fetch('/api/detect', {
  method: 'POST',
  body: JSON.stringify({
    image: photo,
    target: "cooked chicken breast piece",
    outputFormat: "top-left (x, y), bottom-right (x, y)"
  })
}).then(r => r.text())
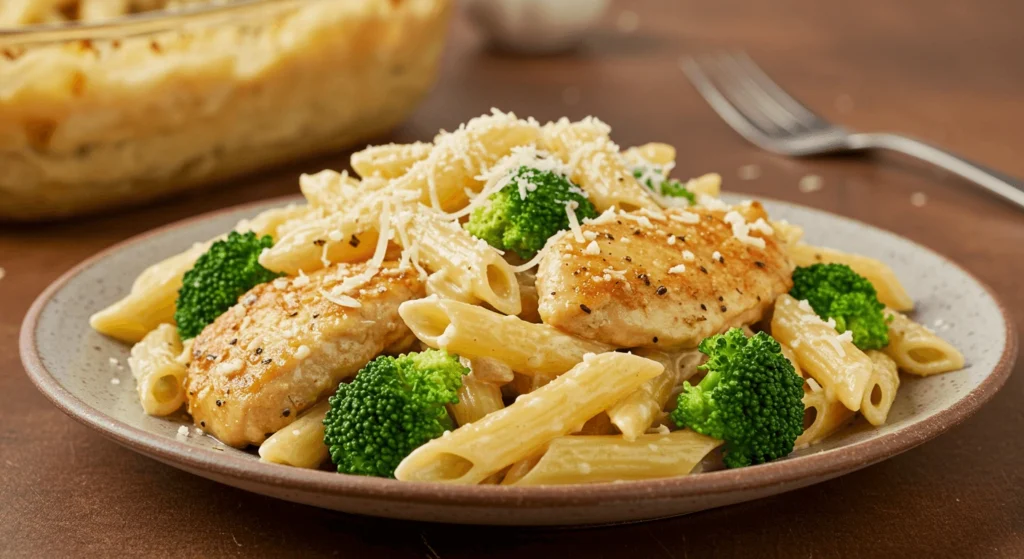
top-left (536, 203), bottom-right (793, 349)
top-left (185, 261), bottom-right (424, 448)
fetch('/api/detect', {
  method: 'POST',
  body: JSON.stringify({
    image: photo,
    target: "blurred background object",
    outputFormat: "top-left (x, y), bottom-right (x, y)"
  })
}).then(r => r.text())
top-left (0, 0), bottom-right (451, 221)
top-left (462, 0), bottom-right (609, 54)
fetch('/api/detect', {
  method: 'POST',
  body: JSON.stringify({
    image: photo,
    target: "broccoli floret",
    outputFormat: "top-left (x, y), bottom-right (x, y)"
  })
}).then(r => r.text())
top-left (633, 167), bottom-right (696, 205)
top-left (323, 349), bottom-right (469, 478)
top-left (464, 166), bottom-right (598, 259)
top-left (174, 231), bottom-right (280, 339)
top-left (789, 263), bottom-right (890, 350)
top-left (670, 328), bottom-right (805, 469)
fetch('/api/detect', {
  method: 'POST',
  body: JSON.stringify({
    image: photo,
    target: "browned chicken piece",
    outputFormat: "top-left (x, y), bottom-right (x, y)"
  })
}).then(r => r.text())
top-left (536, 202), bottom-right (793, 349)
top-left (185, 261), bottom-right (424, 448)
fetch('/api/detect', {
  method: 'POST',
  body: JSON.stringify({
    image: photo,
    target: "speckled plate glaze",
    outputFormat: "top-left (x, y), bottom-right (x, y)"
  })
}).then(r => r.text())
top-left (21, 194), bottom-right (1017, 526)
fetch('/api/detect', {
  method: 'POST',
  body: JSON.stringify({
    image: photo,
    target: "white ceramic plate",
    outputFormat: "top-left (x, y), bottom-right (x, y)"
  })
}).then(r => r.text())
top-left (20, 194), bottom-right (1017, 526)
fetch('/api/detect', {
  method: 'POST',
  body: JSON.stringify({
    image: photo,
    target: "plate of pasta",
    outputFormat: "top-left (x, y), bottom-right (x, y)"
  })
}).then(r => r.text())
top-left (21, 111), bottom-right (1016, 526)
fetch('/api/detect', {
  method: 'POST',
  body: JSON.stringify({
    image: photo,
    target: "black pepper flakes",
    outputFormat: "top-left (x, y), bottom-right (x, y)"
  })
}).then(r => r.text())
top-left (718, 296), bottom-right (724, 302)
top-left (637, 273), bottom-right (651, 286)
top-left (312, 313), bottom-right (320, 319)
top-left (262, 358), bottom-right (272, 365)
top-left (624, 256), bottom-right (632, 262)
top-left (349, 234), bottom-right (361, 247)
top-left (580, 304), bottom-right (592, 314)
top-left (312, 239), bottom-right (326, 246)
top-left (653, 337), bottom-right (659, 343)
top-left (282, 409), bottom-right (291, 417)
top-left (229, 338), bottom-right (238, 345)
top-left (700, 303), bottom-right (707, 311)
top-left (699, 266), bottom-right (708, 274)
top-left (216, 400), bottom-right (222, 407)
top-left (255, 347), bottom-right (263, 355)
top-left (656, 286), bottom-right (668, 296)
top-left (718, 256), bottom-right (725, 264)
top-left (633, 230), bottom-right (643, 236)
top-left (755, 261), bottom-right (765, 268)
top-left (288, 311), bottom-right (298, 317)
top-left (200, 421), bottom-right (205, 427)
top-left (720, 305), bottom-right (728, 312)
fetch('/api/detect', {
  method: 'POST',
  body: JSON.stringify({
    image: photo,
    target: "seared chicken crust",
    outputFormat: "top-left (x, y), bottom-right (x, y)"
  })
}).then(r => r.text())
top-left (536, 203), bottom-right (793, 349)
top-left (185, 261), bottom-right (424, 447)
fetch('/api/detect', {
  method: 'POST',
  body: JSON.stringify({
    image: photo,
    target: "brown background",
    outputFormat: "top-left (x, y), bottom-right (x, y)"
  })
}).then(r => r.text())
top-left (3, 1), bottom-right (1023, 557)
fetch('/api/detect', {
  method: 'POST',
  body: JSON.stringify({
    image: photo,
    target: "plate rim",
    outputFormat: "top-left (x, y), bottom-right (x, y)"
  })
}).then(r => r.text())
top-left (19, 194), bottom-right (1019, 509)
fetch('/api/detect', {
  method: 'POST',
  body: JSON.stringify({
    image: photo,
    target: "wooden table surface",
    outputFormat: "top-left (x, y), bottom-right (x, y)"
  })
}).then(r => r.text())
top-left (3, 1), bottom-right (1023, 556)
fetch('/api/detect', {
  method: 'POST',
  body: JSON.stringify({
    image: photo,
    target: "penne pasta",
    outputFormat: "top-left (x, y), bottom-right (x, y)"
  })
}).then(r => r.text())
top-left (788, 244), bottom-right (914, 311)
top-left (449, 373), bottom-right (505, 427)
top-left (91, 204), bottom-right (307, 342)
top-left (607, 349), bottom-right (702, 441)
top-left (508, 431), bottom-right (723, 486)
top-left (398, 297), bottom-right (611, 376)
top-left (883, 309), bottom-right (965, 376)
top-left (392, 110), bottom-right (541, 211)
top-left (298, 170), bottom-right (361, 209)
top-left (542, 117), bottom-right (658, 212)
top-left (258, 211), bottom-right (379, 275)
top-left (862, 350), bottom-right (900, 426)
top-left (351, 142), bottom-right (433, 179)
top-left (393, 208), bottom-right (521, 315)
top-left (623, 142), bottom-right (676, 168)
top-left (425, 270), bottom-right (482, 305)
top-left (686, 173), bottom-right (722, 198)
top-left (257, 401), bottom-right (330, 469)
top-left (795, 387), bottom-right (855, 449)
top-left (127, 324), bottom-right (187, 416)
top-left (575, 412), bottom-right (616, 436)
top-left (394, 352), bottom-right (664, 484)
top-left (771, 294), bottom-right (874, 411)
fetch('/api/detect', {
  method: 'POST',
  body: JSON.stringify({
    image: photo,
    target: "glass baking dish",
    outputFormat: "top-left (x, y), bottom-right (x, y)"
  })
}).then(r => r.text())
top-left (0, 0), bottom-right (451, 221)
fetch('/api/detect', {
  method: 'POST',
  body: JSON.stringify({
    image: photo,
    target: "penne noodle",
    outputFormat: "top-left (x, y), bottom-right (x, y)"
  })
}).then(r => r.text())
top-left (623, 142), bottom-right (676, 168)
top-left (607, 349), bottom-right (702, 441)
top-left (258, 401), bottom-right (330, 469)
top-left (425, 270), bottom-right (482, 305)
top-left (542, 117), bottom-right (659, 212)
top-left (91, 204), bottom-right (307, 342)
top-left (501, 451), bottom-right (546, 485)
top-left (788, 244), bottom-right (914, 311)
top-left (298, 169), bottom-right (361, 209)
top-left (686, 173), bottom-right (721, 197)
top-left (127, 324), bottom-right (187, 416)
top-left (394, 208), bottom-right (520, 315)
top-left (462, 356), bottom-right (514, 385)
top-left (398, 297), bottom-right (611, 376)
top-left (508, 431), bottom-right (723, 486)
top-left (862, 350), bottom-right (900, 426)
top-left (392, 110), bottom-right (541, 212)
top-left (575, 412), bottom-right (616, 436)
top-left (258, 211), bottom-right (379, 275)
top-left (771, 294), bottom-right (874, 411)
top-left (394, 352), bottom-right (664, 484)
top-left (449, 373), bottom-right (505, 427)
top-left (351, 141), bottom-right (433, 179)
top-left (779, 343), bottom-right (804, 378)
top-left (883, 309), bottom-right (965, 376)
top-left (795, 388), bottom-right (855, 449)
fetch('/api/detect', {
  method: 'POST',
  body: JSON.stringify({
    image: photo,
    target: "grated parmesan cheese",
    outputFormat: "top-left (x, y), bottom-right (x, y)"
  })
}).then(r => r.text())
top-left (565, 201), bottom-right (585, 243)
top-left (583, 241), bottom-right (601, 255)
top-left (669, 210), bottom-right (700, 224)
top-left (682, 250), bottom-right (695, 262)
top-left (723, 210), bottom-right (767, 249)
top-left (806, 377), bottom-right (823, 392)
top-left (295, 345), bottom-right (311, 360)
top-left (668, 264), bottom-right (687, 274)
top-left (712, 250), bottom-right (722, 261)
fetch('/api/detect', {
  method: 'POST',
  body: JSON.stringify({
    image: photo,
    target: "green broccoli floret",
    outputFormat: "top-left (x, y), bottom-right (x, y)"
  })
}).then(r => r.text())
top-left (789, 263), bottom-right (891, 350)
top-left (464, 166), bottom-right (598, 259)
top-left (323, 349), bottom-right (469, 478)
top-left (633, 167), bottom-right (696, 205)
top-left (174, 231), bottom-right (280, 339)
top-left (670, 328), bottom-right (805, 469)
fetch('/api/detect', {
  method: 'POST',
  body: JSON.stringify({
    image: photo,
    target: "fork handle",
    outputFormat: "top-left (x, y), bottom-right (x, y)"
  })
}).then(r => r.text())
top-left (846, 133), bottom-right (1024, 209)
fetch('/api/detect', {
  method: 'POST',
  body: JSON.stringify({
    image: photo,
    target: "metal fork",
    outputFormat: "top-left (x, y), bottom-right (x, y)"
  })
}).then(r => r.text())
top-left (682, 52), bottom-right (1024, 210)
